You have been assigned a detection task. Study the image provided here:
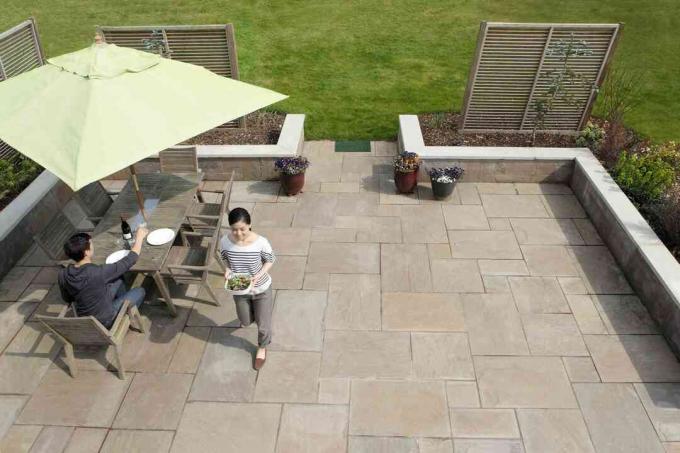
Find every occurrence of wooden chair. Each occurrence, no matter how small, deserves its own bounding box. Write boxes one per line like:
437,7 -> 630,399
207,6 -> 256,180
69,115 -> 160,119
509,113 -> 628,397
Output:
163,215 -> 224,306
72,181 -> 113,225
33,211 -> 91,262
159,146 -> 199,174
36,300 -> 144,379
185,171 -> 234,234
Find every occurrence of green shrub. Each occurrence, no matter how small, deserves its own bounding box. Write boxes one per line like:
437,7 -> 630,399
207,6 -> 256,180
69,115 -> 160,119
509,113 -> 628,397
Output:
651,184 -> 680,258
613,151 -> 675,205
0,157 -> 41,199
576,121 -> 606,151
652,141 -> 680,174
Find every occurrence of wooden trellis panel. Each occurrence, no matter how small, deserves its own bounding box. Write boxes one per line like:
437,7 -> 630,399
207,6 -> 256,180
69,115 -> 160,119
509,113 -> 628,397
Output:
0,18 -> 45,162
461,22 -> 621,133
97,24 -> 244,128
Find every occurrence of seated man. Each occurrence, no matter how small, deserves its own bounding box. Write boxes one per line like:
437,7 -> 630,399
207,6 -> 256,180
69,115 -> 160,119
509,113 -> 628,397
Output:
58,227 -> 149,328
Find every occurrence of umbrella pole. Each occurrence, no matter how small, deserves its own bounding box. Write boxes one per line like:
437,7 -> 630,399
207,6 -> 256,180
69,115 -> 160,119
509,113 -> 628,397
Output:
129,165 -> 148,222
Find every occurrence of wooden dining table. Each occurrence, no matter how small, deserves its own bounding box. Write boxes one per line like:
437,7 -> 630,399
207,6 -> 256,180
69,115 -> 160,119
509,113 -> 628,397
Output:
91,172 -> 202,316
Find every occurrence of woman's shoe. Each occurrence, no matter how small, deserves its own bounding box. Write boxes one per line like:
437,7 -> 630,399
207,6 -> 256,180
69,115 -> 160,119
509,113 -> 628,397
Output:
254,348 -> 266,370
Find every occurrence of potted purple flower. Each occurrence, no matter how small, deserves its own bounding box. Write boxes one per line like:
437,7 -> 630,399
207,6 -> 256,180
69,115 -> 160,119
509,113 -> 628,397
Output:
394,152 -> 420,193
275,156 -> 310,196
429,166 -> 464,199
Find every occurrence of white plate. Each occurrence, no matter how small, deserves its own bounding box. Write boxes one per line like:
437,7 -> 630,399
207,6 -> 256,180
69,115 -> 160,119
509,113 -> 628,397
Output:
147,228 -> 175,246
105,250 -> 130,264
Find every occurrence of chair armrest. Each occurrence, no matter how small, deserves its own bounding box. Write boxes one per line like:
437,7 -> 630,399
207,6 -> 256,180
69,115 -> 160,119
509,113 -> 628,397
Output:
197,189 -> 225,195
110,300 -> 131,334
186,214 -> 220,220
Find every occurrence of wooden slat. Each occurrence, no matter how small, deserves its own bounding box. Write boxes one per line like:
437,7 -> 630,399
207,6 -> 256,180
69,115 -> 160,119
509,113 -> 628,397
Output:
461,22 -> 620,133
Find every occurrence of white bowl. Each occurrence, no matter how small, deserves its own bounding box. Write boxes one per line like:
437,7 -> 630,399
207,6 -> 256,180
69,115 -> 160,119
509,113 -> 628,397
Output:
224,273 -> 253,296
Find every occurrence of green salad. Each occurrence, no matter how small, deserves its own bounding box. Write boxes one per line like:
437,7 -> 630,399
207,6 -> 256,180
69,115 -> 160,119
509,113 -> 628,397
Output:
227,275 -> 251,291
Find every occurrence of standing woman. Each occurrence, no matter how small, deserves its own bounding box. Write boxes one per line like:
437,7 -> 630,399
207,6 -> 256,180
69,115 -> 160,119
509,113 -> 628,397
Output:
220,207 -> 276,370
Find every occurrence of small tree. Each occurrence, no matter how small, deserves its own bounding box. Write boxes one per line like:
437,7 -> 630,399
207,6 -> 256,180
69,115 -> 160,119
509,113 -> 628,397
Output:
531,33 -> 594,144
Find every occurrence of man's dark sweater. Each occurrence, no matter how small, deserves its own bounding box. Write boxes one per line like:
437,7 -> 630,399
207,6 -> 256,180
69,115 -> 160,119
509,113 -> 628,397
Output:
58,251 -> 139,328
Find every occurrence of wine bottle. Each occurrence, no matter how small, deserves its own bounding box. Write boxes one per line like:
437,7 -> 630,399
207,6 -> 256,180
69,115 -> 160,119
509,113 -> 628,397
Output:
121,215 -> 132,242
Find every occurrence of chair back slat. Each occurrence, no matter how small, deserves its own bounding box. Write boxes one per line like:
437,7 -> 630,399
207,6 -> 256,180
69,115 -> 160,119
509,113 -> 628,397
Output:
34,211 -> 79,259
37,316 -> 112,345
159,146 -> 198,173
74,181 -> 112,218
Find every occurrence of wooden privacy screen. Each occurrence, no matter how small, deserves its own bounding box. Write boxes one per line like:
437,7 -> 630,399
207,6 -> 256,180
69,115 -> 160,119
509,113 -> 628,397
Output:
97,24 -> 244,128
0,18 -> 45,162
461,22 -> 621,133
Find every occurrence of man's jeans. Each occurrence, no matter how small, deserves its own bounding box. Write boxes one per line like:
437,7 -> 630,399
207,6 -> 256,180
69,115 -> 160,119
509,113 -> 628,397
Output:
109,279 -> 145,315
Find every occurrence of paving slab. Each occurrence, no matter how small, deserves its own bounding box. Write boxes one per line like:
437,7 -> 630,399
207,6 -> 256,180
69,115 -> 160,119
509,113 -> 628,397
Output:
488,217 -> 512,230
481,194 -> 549,218
509,276 -> 570,314
563,356 -> 601,382
0,322 -> 61,394
0,267 -> 40,302
478,259 -> 529,276
336,192 -> 401,217
170,402 -> 281,453
483,276 -> 510,293
521,245 -> 579,276
256,227 -> 310,255
558,276 -> 589,295
449,231 -> 522,259
101,430 -> 174,453
30,266 -> 60,285
541,194 -> 587,218
516,409 -> 595,453
447,381 -> 481,408
307,242 -> 380,274
293,192 -> 338,227
379,176 -> 419,205
276,404 -> 348,453
521,314 -> 588,356
270,256 -> 306,289
271,290 -> 326,351
566,295 -> 608,334
321,181 -> 361,192
303,272 -> 330,290
476,183 -> 518,194
254,351 -> 320,403
326,274 -> 381,330
401,205 -> 449,243
431,259 -> 484,293
634,383 -> 680,441
168,326 -> 210,373
475,356 -> 577,408
585,335 -> 680,383
189,328 -> 257,402
29,426 -> 73,452
0,301 -> 38,352
29,285 -> 68,321
335,216 -> 401,243
0,424 -> 41,452
113,372 -> 192,430
573,218 -> 604,245
450,409 -> 519,438
321,330 -> 411,378
514,183 -> 573,195
17,369 -> 131,427
428,243 -> 452,259
381,244 -> 432,292
418,182 -> 462,204
456,183 -> 481,205
17,284 -> 52,303
510,218 -> 584,245
311,226 -> 357,242
187,295 -> 241,327
0,395 -> 29,440
230,181 -> 279,202
383,292 -> 465,332
453,439 -> 525,453
462,294 -> 528,355
574,383 -> 664,453
350,380 -> 450,437
442,205 -> 490,230
591,294 -> 658,334
569,246 -> 632,294
412,332 -> 474,379
319,378 -> 350,404
63,427 -> 108,453
349,436 -> 418,453
418,438 -> 454,453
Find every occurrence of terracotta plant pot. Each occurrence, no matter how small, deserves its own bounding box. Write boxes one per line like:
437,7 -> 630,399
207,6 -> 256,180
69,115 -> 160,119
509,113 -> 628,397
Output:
394,168 -> 419,193
431,179 -> 456,200
280,172 -> 305,196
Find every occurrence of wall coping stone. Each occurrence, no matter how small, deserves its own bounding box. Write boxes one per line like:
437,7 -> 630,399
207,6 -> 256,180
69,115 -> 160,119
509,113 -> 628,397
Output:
0,170 -> 59,240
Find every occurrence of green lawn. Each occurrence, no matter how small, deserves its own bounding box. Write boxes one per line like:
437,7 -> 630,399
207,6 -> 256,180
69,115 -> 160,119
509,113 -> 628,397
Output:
3,0 -> 679,141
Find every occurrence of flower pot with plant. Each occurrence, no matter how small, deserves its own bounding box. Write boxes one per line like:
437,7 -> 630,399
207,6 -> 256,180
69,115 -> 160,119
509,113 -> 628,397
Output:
429,166 -> 464,200
394,152 -> 420,193
275,156 -> 310,196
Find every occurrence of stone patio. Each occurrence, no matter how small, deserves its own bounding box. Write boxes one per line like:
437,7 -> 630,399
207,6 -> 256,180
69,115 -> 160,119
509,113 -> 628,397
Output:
1,141 -> 680,452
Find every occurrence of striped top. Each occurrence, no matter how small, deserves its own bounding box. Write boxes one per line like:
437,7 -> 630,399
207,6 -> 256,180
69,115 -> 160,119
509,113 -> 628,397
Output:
219,234 -> 276,294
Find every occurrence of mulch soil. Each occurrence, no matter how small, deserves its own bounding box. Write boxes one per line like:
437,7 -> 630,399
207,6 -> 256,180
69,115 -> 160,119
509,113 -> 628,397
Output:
184,111 -> 286,146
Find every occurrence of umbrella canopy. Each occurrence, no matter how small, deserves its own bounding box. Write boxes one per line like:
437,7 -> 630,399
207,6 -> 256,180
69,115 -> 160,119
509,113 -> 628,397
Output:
0,42 -> 287,190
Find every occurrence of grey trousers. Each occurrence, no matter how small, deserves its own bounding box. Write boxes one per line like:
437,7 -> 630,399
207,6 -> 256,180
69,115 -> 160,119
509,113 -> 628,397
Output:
233,287 -> 273,347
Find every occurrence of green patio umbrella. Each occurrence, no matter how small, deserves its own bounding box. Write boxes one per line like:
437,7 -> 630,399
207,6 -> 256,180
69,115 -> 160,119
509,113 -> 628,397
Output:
0,38 -> 287,217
